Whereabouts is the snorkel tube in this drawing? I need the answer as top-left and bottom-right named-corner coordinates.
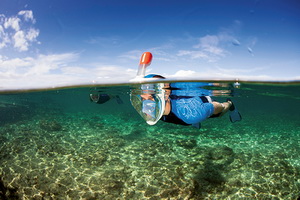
top-left (137, 52), bottom-right (153, 77)
top-left (130, 52), bottom-right (153, 82)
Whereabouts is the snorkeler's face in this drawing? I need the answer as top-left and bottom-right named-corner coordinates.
top-left (140, 93), bottom-right (154, 101)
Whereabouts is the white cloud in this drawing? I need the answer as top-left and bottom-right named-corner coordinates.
top-left (0, 53), bottom-right (78, 76)
top-left (13, 31), bottom-right (27, 51)
top-left (166, 69), bottom-right (272, 81)
top-left (61, 66), bottom-right (89, 75)
top-left (26, 28), bottom-right (39, 41)
top-left (0, 53), bottom-right (137, 90)
top-left (177, 50), bottom-right (208, 59)
top-left (0, 26), bottom-right (10, 48)
top-left (194, 35), bottom-right (219, 49)
top-left (165, 65), bottom-right (300, 82)
top-left (215, 66), bottom-right (268, 75)
top-left (0, 10), bottom-right (39, 52)
top-left (177, 21), bottom-right (243, 62)
top-left (198, 35), bottom-right (226, 56)
top-left (18, 10), bottom-right (35, 23)
top-left (3, 16), bottom-right (20, 31)
top-left (27, 53), bottom-right (78, 75)
top-left (168, 70), bottom-right (196, 78)
top-left (179, 34), bottom-right (229, 62)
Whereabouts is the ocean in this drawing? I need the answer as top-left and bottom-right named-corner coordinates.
top-left (0, 81), bottom-right (299, 199)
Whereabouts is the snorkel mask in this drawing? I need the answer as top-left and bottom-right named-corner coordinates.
top-left (130, 82), bottom-right (165, 125)
top-left (130, 52), bottom-right (166, 125)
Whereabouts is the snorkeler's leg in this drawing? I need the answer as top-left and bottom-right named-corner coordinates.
top-left (212, 101), bottom-right (232, 116)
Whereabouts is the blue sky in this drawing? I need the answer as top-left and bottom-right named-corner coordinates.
top-left (0, 0), bottom-right (299, 89)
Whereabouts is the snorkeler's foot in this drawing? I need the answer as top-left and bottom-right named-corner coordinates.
top-left (226, 98), bottom-right (242, 123)
top-left (227, 98), bottom-right (235, 111)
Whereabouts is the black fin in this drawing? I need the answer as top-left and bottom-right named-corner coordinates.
top-left (192, 123), bottom-right (201, 129)
top-left (227, 98), bottom-right (242, 123)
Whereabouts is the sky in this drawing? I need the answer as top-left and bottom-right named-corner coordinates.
top-left (0, 0), bottom-right (300, 89)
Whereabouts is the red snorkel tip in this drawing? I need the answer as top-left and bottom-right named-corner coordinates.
top-left (139, 52), bottom-right (153, 65)
top-left (136, 52), bottom-right (153, 77)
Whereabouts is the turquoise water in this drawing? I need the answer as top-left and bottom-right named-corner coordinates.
top-left (0, 82), bottom-right (300, 199)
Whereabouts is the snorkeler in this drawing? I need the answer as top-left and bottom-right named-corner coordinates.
top-left (130, 52), bottom-right (242, 128)
top-left (89, 91), bottom-right (123, 104)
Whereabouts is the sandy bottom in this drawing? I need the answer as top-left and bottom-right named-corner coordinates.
top-left (0, 110), bottom-right (300, 199)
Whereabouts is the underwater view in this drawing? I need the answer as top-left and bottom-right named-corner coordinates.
top-left (0, 81), bottom-right (299, 199)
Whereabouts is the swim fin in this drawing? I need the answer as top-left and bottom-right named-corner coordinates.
top-left (227, 98), bottom-right (242, 123)
top-left (192, 123), bottom-right (201, 129)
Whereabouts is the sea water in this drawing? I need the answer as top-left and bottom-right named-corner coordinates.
top-left (0, 81), bottom-right (299, 199)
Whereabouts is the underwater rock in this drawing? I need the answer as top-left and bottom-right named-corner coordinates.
top-left (39, 120), bottom-right (62, 131)
top-left (191, 163), bottom-right (227, 199)
top-left (176, 139), bottom-right (197, 149)
top-left (208, 145), bottom-right (234, 160)
top-left (206, 145), bottom-right (235, 170)
top-left (202, 168), bottom-right (226, 185)
top-left (0, 177), bottom-right (19, 200)
top-left (189, 145), bottom-right (236, 198)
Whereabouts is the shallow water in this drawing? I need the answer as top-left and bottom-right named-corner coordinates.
top-left (0, 81), bottom-right (300, 199)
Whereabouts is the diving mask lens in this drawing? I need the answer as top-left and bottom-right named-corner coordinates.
top-left (142, 100), bottom-right (156, 119)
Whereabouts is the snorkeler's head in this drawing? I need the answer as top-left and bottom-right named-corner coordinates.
top-left (90, 93), bottom-right (111, 104)
top-left (144, 74), bottom-right (166, 79)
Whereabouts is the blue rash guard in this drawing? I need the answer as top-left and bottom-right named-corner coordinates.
top-left (161, 95), bottom-right (214, 126)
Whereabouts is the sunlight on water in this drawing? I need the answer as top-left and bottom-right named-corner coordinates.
top-left (0, 81), bottom-right (299, 199)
